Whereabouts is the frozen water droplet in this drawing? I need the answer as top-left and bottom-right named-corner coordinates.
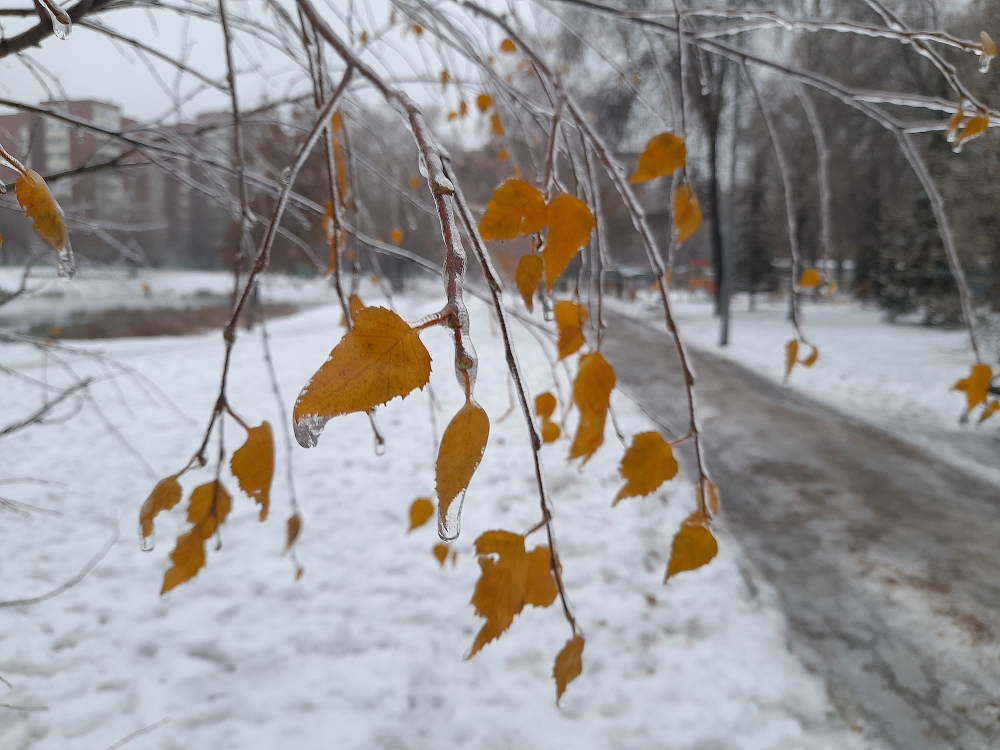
top-left (140, 537), bottom-right (154, 553)
top-left (57, 246), bottom-right (75, 279)
top-left (980, 53), bottom-right (994, 74)
top-left (437, 489), bottom-right (465, 542)
top-left (374, 434), bottom-right (386, 456)
top-left (952, 141), bottom-right (965, 154)
top-left (0, 180), bottom-right (6, 195)
top-left (40, 1), bottom-right (72, 40)
top-left (293, 415), bottom-right (327, 448)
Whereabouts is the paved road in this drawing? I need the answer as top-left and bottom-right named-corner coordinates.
top-left (601, 309), bottom-right (1000, 750)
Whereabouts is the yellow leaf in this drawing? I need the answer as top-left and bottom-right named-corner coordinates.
top-left (614, 431), bottom-right (678, 504)
top-left (436, 400), bottom-right (490, 540)
top-left (490, 112), bottom-right (505, 137)
top-left (479, 179), bottom-right (546, 241)
top-left (409, 176), bottom-right (418, 191)
top-left (331, 111), bottom-right (342, 132)
top-left (665, 519), bottom-right (718, 581)
top-left (186, 480), bottom-right (232, 539)
top-left (542, 421), bottom-right (561, 443)
top-left (440, 69), bottom-right (450, 87)
top-left (162, 481), bottom-right (232, 594)
top-left (409, 497), bottom-right (434, 532)
top-left (332, 137), bottom-right (348, 201)
top-left (956, 114), bottom-right (989, 147)
top-left (477, 93), bottom-right (492, 113)
top-left (516, 253), bottom-right (543, 312)
top-left (391, 227), bottom-right (404, 245)
top-left (139, 475), bottom-right (182, 541)
top-left (433, 543), bottom-right (450, 565)
top-left (554, 635), bottom-right (584, 703)
top-left (500, 38), bottom-right (517, 53)
top-left (535, 392), bottom-right (557, 420)
top-left (953, 363), bottom-right (993, 411)
top-left (785, 339), bottom-right (798, 380)
top-left (799, 268), bottom-right (820, 287)
top-left (294, 307), bottom-right (432, 446)
top-left (497, 148), bottom-right (509, 162)
top-left (982, 30), bottom-right (997, 57)
top-left (412, 24), bottom-right (423, 35)
top-left (543, 194), bottom-right (595, 293)
top-left (468, 531), bottom-right (556, 657)
top-left (447, 111), bottom-right (459, 121)
top-left (630, 132), bottom-right (686, 183)
top-left (286, 513), bottom-right (301, 551)
top-left (16, 168), bottom-right (71, 274)
top-left (554, 300), bottom-right (588, 359)
top-left (946, 108), bottom-right (965, 141)
top-left (674, 184), bottom-right (702, 244)
top-left (230, 422), bottom-right (273, 521)
top-left (801, 346), bottom-right (819, 367)
top-left (979, 400), bottom-right (1000, 424)
top-left (162, 528), bottom-right (207, 595)
top-left (570, 352), bottom-right (615, 461)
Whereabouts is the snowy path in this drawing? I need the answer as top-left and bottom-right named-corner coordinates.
top-left (602, 308), bottom-right (1000, 750)
top-left (0, 286), bottom-right (867, 749)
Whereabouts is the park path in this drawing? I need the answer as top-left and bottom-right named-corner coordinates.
top-left (602, 309), bottom-right (1000, 750)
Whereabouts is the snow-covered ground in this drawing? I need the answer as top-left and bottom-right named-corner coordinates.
top-left (0, 274), bottom-right (867, 749)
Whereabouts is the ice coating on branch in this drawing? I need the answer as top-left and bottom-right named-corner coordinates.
top-left (39, 0), bottom-right (72, 39)
top-left (417, 153), bottom-right (428, 179)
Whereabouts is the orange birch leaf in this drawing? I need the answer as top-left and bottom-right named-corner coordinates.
top-left (524, 546), bottom-right (557, 607)
top-left (440, 69), bottom-right (450, 87)
top-left (570, 352), bottom-right (615, 461)
top-left (543, 194), bottom-right (595, 293)
top-left (436, 400), bottom-right (490, 540)
top-left (360, 30), bottom-right (368, 46)
top-left (161, 481), bottom-right (232, 594)
top-left (408, 176), bottom-right (418, 190)
top-left (479, 179), bottom-right (546, 241)
top-left (554, 300), bottom-right (588, 359)
top-left (630, 132), bottom-right (686, 183)
top-left (433, 543), bottom-right (450, 565)
top-left (614, 431), bottom-right (678, 504)
top-left (785, 340), bottom-right (799, 380)
top-left (490, 112), bottom-right (505, 137)
top-left (332, 137), bottom-right (348, 200)
top-left (162, 528), bottom-right (207, 594)
top-left (554, 635), bottom-right (584, 703)
top-left (534, 392), bottom-right (557, 420)
top-left (286, 513), bottom-right (301, 551)
top-left (408, 497), bottom-right (434, 532)
top-left (665, 519), bottom-right (718, 581)
top-left (331, 111), bottom-right (343, 132)
top-left (674, 184), bottom-right (702, 244)
top-left (955, 114), bottom-right (989, 147)
top-left (946, 108), bottom-right (965, 142)
top-left (16, 168), bottom-right (72, 276)
top-left (799, 268), bottom-right (820, 287)
top-left (230, 422), bottom-right (273, 521)
top-left (139, 474), bottom-right (182, 541)
top-left (497, 149), bottom-right (509, 162)
top-left (516, 253), bottom-right (543, 311)
top-left (801, 346), bottom-right (819, 367)
top-left (477, 93), bottom-right (492, 112)
top-left (983, 30), bottom-right (997, 57)
top-left (542, 421), bottom-right (561, 443)
top-left (391, 227), bottom-right (404, 245)
top-left (500, 38), bottom-right (517, 53)
top-left (979, 400), bottom-right (1000, 424)
top-left (186, 480), bottom-right (232, 539)
top-left (293, 307), bottom-right (432, 446)
top-left (953, 363), bottom-right (993, 411)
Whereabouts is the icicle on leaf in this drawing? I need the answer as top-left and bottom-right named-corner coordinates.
top-left (436, 400), bottom-right (490, 541)
top-left (286, 514), bottom-right (301, 551)
top-left (477, 93), bottom-right (492, 113)
top-left (433, 543), bottom-right (450, 565)
top-left (490, 113), bottom-right (505, 137)
top-left (500, 38), bottom-right (517, 53)
top-left (570, 352), bottom-right (615, 462)
top-left (516, 253), bottom-right (543, 312)
top-left (630, 132), bottom-right (686, 183)
top-left (293, 307), bottom-right (432, 447)
top-left (554, 635), bottom-right (584, 704)
top-left (801, 346), bottom-right (819, 367)
top-left (16, 168), bottom-right (73, 277)
top-left (981, 31), bottom-right (996, 73)
top-left (674, 183), bottom-right (702, 244)
top-left (952, 363), bottom-right (993, 411)
top-left (230, 422), bottom-right (273, 521)
top-left (408, 497), bottom-right (434, 532)
top-left (665, 513), bottom-right (717, 581)
top-left (139, 475), bottom-right (182, 545)
top-left (798, 268), bottom-right (820, 288)
top-left (479, 180), bottom-right (546, 241)
top-left (37, 0), bottom-right (71, 39)
top-left (614, 431), bottom-right (678, 504)
top-left (391, 227), bottom-right (404, 245)
top-left (162, 481), bottom-right (232, 594)
top-left (554, 300), bottom-right (588, 359)
top-left (784, 340), bottom-right (799, 381)
top-left (467, 531), bottom-right (557, 658)
top-left (543, 194), bottom-right (595, 293)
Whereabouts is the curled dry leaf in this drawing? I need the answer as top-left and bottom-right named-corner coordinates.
top-left (408, 497), bottom-right (434, 532)
top-left (467, 531), bottom-right (557, 658)
top-left (479, 180), bottom-right (547, 241)
top-left (433, 543), bottom-right (450, 565)
top-left (293, 307), bottom-right (432, 447)
top-left (554, 635), bottom-right (584, 703)
top-left (515, 253), bottom-right (543, 311)
top-left (570, 352), bottom-right (616, 462)
top-left (391, 227), bottom-right (404, 245)
top-left (16, 168), bottom-right (73, 277)
top-left (162, 481), bottom-right (232, 594)
top-left (286, 513), bottom-right (301, 551)
top-left (665, 514), bottom-right (718, 581)
top-left (554, 300), bottom-right (588, 360)
top-left (614, 431), bottom-right (678, 504)
top-left (673, 184), bottom-right (702, 244)
top-left (436, 400), bottom-right (490, 541)
top-left (953, 363), bottom-right (993, 411)
top-left (630, 132), bottom-right (686, 183)
top-left (500, 37), bottom-right (517, 53)
top-left (801, 346), bottom-right (819, 368)
top-left (534, 392), bottom-right (557, 420)
top-left (798, 268), bottom-right (820, 288)
top-left (477, 93), bottom-right (492, 113)
top-left (785, 339), bottom-right (799, 381)
top-left (230, 422), bottom-right (273, 521)
top-left (139, 475), bottom-right (182, 542)
top-left (544, 194), bottom-right (595, 293)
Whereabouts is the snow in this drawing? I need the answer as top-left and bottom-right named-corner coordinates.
top-left (1, 274), bottom-right (869, 749)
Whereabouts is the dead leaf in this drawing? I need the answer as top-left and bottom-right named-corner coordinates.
top-left (799, 268), bottom-right (820, 288)
top-left (982, 30), bottom-right (997, 57)
top-left (979, 400), bottom-right (1000, 424)
top-left (139, 475), bottom-right (182, 541)
top-left (953, 363), bottom-right (993, 411)
top-left (490, 112), bottom-right (505, 137)
top-left (479, 180), bottom-right (546, 241)
top-left (542, 421), bottom-right (561, 443)
top-left (16, 168), bottom-right (71, 275)
top-left (391, 227), bottom-right (404, 245)
top-left (294, 307), bottom-right (432, 446)
top-left (436, 400), bottom-right (490, 540)
top-left (230, 422), bottom-right (273, 521)
top-left (433, 543), bottom-right (450, 565)
top-left (535, 392), bottom-right (557, 420)
top-left (477, 93), bottom-right (492, 112)
top-left (956, 114), bottom-right (989, 147)
top-left (332, 137), bottom-right (348, 200)
top-left (331, 112), bottom-right (343, 132)
top-left (785, 339), bottom-right (799, 380)
top-left (467, 531), bottom-right (556, 657)
top-left (516, 254), bottom-right (543, 312)
top-left (569, 352), bottom-right (615, 462)
top-left (500, 38), bottom-right (517, 53)
top-left (946, 108), bottom-right (965, 141)
top-left (630, 133), bottom-right (686, 183)
top-left (665, 517), bottom-right (718, 581)
top-left (554, 635), bottom-right (584, 703)
top-left (674, 184), bottom-right (702, 244)
top-left (409, 497), bottom-right (434, 532)
top-left (801, 346), bottom-right (819, 367)
top-left (554, 300), bottom-right (588, 359)
top-left (440, 69), bottom-right (450, 87)
top-left (544, 194), bottom-right (594, 293)
top-left (409, 176), bottom-right (418, 190)
top-left (286, 513), bottom-right (301, 551)
top-left (162, 481), bottom-right (232, 594)
top-left (162, 528), bottom-right (207, 595)
top-left (497, 149), bottom-right (509, 162)
top-left (614, 431), bottom-right (678, 504)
